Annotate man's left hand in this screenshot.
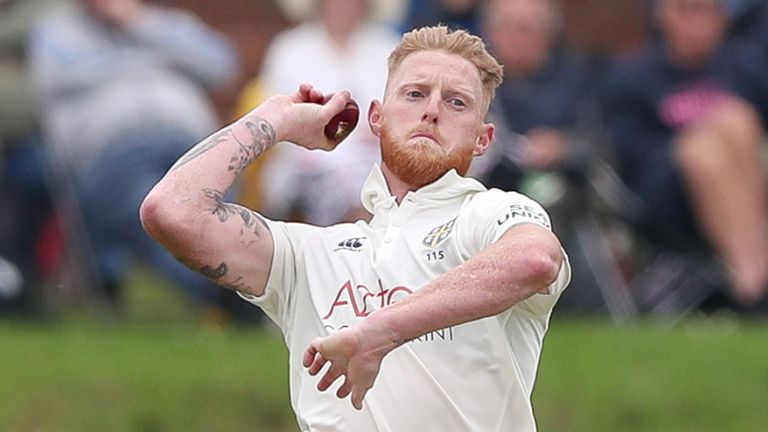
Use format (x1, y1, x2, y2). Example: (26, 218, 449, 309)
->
(303, 325, 390, 410)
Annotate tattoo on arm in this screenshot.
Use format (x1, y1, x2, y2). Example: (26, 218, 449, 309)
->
(165, 118, 275, 293)
(169, 128, 232, 172)
(169, 116, 276, 175)
(202, 188, 270, 237)
(227, 118, 277, 176)
(175, 256, 247, 290)
(201, 263, 228, 279)
(174, 256, 227, 279)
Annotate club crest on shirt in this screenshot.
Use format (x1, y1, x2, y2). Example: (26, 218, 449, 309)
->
(422, 217, 456, 248)
(334, 237, 366, 252)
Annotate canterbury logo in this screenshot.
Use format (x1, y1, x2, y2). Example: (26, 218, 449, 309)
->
(422, 217, 456, 248)
(335, 237, 366, 251)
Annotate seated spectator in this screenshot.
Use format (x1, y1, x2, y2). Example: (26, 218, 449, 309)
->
(28, 0, 250, 317)
(472, 0, 606, 314)
(727, 0, 766, 39)
(724, 1, 768, 127)
(401, 0, 483, 35)
(473, 0, 595, 201)
(257, 0, 400, 225)
(601, 0, 768, 309)
(0, 0, 62, 315)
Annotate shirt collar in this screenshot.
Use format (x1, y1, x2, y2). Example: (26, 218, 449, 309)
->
(361, 164, 487, 213)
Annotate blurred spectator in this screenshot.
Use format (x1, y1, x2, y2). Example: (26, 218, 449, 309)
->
(724, 1, 768, 126)
(727, 0, 766, 38)
(401, 0, 483, 34)
(473, 0, 595, 200)
(0, 0, 62, 315)
(28, 0, 249, 317)
(601, 0, 768, 310)
(0, 0, 52, 150)
(231, 78, 270, 211)
(257, 0, 399, 225)
(472, 0, 608, 314)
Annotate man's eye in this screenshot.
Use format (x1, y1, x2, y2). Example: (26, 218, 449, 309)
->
(450, 98, 466, 107)
(406, 90, 424, 98)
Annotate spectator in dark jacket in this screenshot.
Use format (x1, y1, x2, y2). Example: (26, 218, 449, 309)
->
(601, 0, 767, 306)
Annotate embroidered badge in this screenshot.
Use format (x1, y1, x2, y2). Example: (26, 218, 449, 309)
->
(422, 217, 457, 248)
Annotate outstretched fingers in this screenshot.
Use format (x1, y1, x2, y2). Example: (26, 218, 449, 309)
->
(303, 341, 328, 375)
(351, 386, 368, 411)
(336, 377, 352, 399)
(329, 375, 370, 411)
(304, 340, 353, 398)
(304, 329, 376, 410)
(317, 365, 345, 392)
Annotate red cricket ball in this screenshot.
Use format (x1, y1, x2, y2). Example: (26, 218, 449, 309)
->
(323, 98, 360, 144)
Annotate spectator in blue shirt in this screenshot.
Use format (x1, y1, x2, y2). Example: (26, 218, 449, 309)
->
(29, 0, 248, 315)
(601, 0, 767, 306)
(472, 0, 596, 201)
(402, 0, 483, 35)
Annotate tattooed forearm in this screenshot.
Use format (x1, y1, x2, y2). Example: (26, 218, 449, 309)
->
(175, 256, 225, 280)
(201, 262, 228, 279)
(175, 257, 247, 290)
(245, 117, 276, 154)
(228, 134, 255, 176)
(202, 188, 270, 237)
(169, 128, 232, 172)
(227, 117, 277, 176)
(168, 116, 275, 176)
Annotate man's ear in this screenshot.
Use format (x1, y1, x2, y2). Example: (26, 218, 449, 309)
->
(473, 123, 495, 156)
(368, 100, 382, 137)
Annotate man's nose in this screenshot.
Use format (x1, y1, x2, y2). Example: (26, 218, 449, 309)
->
(421, 94, 440, 124)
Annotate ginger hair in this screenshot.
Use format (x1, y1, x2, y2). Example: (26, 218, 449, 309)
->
(386, 25, 504, 113)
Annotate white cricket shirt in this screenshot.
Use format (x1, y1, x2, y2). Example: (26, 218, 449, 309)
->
(240, 165, 571, 432)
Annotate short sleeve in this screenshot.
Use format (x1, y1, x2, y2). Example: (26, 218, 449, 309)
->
(456, 189, 571, 316)
(238, 219, 315, 331)
(517, 249, 572, 316)
(456, 189, 553, 258)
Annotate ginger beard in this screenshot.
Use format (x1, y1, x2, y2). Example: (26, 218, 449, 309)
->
(380, 125, 475, 188)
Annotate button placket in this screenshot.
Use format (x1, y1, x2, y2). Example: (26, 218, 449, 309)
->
(382, 198, 412, 245)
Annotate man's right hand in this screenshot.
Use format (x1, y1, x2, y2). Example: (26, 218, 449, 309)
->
(255, 83, 355, 151)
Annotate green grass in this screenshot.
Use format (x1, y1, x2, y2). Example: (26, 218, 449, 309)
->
(2, 271, 767, 431)
(0, 321, 294, 432)
(535, 316, 768, 431)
